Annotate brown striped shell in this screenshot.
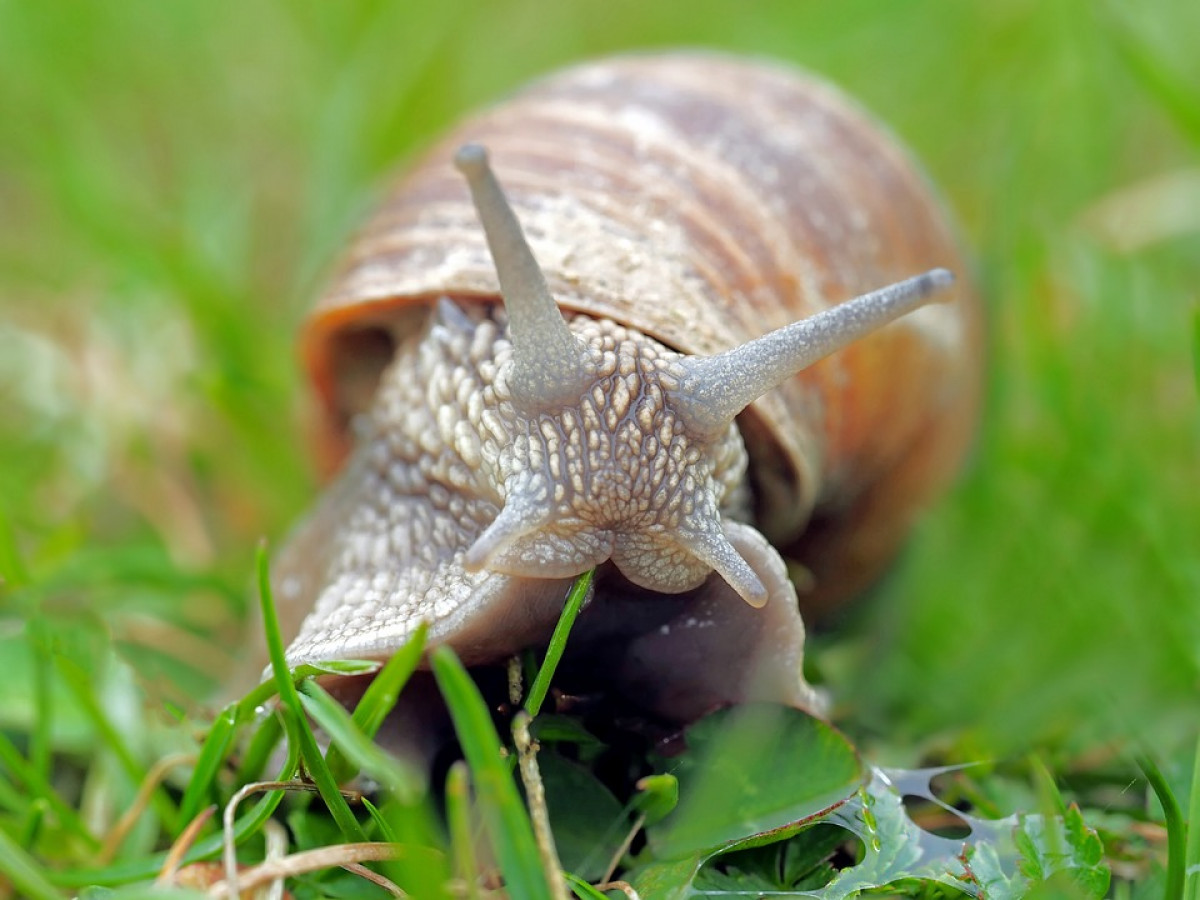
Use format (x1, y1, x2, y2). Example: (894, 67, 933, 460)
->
(272, 52, 981, 725)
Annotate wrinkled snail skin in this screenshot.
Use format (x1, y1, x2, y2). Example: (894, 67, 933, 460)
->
(268, 52, 982, 725)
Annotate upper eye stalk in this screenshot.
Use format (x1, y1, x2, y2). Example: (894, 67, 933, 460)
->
(454, 141, 955, 441)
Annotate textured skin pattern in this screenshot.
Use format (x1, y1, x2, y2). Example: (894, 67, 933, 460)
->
(269, 53, 981, 723)
(279, 301, 797, 680)
(300, 53, 980, 624)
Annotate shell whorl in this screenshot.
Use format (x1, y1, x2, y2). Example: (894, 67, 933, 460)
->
(274, 53, 981, 719)
(446, 143, 955, 608)
(304, 54, 978, 565)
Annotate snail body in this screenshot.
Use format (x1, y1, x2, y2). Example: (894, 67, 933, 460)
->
(270, 53, 981, 723)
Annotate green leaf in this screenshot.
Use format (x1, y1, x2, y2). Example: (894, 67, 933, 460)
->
(690, 825, 846, 894)
(1010, 808, 1110, 899)
(538, 751, 628, 881)
(431, 645, 554, 900)
(633, 774, 679, 827)
(630, 855, 706, 900)
(633, 761, 1113, 900)
(647, 705, 863, 861)
(817, 772, 950, 898)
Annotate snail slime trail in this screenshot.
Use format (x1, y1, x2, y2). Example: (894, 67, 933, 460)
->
(262, 52, 981, 748)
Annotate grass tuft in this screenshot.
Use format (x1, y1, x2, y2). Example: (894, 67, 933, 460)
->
(255, 543, 366, 842)
(0, 2, 1196, 895)
(432, 645, 557, 900)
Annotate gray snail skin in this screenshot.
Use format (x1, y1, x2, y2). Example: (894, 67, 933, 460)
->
(266, 53, 982, 728)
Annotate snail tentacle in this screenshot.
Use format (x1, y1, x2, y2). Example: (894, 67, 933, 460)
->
(454, 143, 591, 414)
(674, 523, 769, 608)
(670, 269, 956, 439)
(269, 56, 981, 732)
(462, 484, 556, 572)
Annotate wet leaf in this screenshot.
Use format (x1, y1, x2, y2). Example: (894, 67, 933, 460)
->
(647, 705, 863, 861)
(538, 751, 628, 882)
(634, 774, 679, 827)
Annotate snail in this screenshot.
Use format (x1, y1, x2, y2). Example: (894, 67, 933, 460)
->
(266, 52, 981, 732)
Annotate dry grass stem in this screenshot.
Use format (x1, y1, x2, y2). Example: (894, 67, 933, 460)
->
(99, 752, 196, 863)
(208, 842, 407, 896)
(341, 861, 408, 897)
(507, 655, 523, 706)
(594, 880, 641, 899)
(601, 813, 645, 885)
(158, 804, 217, 884)
(222, 780, 322, 897)
(512, 713, 569, 900)
(263, 819, 289, 900)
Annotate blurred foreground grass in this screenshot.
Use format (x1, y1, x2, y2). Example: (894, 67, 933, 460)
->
(0, 0, 1197, 894)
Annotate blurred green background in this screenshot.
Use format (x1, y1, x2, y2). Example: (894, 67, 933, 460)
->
(0, 0, 1196, 764)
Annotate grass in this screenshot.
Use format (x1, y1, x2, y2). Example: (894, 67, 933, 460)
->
(0, 0, 1197, 897)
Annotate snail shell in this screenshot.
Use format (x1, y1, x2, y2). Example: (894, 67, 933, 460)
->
(269, 52, 981, 724)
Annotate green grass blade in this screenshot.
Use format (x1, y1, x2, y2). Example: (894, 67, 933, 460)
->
(1104, 4, 1200, 148)
(325, 620, 427, 782)
(298, 680, 423, 803)
(564, 872, 612, 899)
(255, 543, 366, 842)
(446, 761, 481, 900)
(305, 691, 456, 900)
(51, 731, 300, 888)
(1191, 308, 1199, 400)
(526, 570, 593, 717)
(233, 659, 381, 718)
(0, 729, 100, 849)
(177, 702, 239, 827)
(1184, 734, 1200, 900)
(432, 645, 554, 900)
(51, 786, 291, 888)
(361, 796, 397, 842)
(351, 620, 426, 737)
(0, 506, 30, 587)
(234, 708, 285, 783)
(302, 682, 453, 894)
(28, 616, 53, 785)
(19, 797, 48, 856)
(1138, 754, 1185, 900)
(0, 770, 29, 814)
(54, 652, 179, 834)
(0, 827, 64, 900)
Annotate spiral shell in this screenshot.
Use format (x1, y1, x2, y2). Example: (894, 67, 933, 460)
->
(270, 52, 981, 723)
